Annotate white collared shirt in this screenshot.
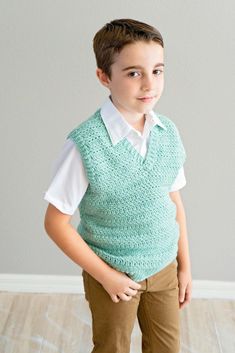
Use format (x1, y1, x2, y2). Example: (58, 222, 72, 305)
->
(44, 96, 186, 215)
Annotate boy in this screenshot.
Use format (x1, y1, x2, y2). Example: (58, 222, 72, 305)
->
(44, 18, 192, 353)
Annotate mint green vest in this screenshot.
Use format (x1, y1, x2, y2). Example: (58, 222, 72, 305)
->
(67, 109, 186, 281)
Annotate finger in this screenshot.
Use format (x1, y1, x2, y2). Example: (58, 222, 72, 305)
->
(179, 286, 186, 304)
(125, 288, 138, 296)
(111, 294, 120, 303)
(179, 292, 191, 309)
(180, 285, 192, 307)
(118, 293, 132, 301)
(179, 298, 189, 310)
(185, 289, 192, 303)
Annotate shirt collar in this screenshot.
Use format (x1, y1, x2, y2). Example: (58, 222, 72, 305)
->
(100, 95, 167, 146)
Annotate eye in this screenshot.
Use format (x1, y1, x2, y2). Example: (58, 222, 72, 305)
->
(153, 69, 163, 75)
(127, 71, 140, 77)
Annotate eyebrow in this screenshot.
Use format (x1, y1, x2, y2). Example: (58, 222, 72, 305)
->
(121, 63, 164, 71)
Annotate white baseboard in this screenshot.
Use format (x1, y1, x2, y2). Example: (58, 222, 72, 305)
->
(0, 274, 234, 299)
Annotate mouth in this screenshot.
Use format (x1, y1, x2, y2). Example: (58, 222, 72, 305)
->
(137, 96, 156, 103)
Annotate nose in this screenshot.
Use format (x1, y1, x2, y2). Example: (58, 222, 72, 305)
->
(141, 74, 154, 91)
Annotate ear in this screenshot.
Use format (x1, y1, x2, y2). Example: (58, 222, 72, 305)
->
(96, 68, 111, 88)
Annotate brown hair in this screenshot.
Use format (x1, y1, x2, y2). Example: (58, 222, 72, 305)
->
(93, 18, 164, 80)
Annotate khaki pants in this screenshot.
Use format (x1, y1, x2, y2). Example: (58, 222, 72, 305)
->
(82, 259, 180, 353)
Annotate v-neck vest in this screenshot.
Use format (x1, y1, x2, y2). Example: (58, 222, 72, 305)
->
(67, 109, 186, 281)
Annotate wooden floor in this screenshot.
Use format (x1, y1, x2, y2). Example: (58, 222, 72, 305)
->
(0, 292, 234, 353)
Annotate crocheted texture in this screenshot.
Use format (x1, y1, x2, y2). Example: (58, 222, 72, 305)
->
(67, 109, 186, 281)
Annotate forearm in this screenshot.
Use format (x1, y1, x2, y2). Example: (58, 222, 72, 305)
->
(45, 222, 115, 283)
(169, 191, 191, 271)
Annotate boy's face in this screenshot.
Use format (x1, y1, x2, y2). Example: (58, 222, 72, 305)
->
(96, 40, 164, 123)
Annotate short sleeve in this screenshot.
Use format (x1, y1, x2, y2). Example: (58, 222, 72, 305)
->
(158, 115, 187, 191)
(169, 166, 186, 191)
(43, 138, 89, 215)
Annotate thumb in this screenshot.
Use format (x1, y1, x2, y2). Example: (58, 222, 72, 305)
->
(179, 284, 185, 303)
(125, 273, 141, 289)
(132, 281, 142, 290)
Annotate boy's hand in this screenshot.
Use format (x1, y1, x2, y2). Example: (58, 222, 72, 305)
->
(177, 268, 192, 309)
(100, 268, 142, 303)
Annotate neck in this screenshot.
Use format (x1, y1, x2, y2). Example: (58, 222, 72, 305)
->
(129, 115, 146, 133)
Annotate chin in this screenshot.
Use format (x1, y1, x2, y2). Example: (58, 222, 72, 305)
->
(144, 105, 156, 112)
